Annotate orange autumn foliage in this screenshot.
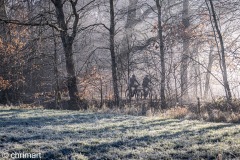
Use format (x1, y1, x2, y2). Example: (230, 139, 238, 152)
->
(0, 76, 11, 90)
(0, 24, 30, 90)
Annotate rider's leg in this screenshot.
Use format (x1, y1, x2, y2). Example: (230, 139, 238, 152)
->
(130, 87, 134, 97)
(143, 86, 148, 99)
(134, 86, 138, 94)
(135, 86, 138, 99)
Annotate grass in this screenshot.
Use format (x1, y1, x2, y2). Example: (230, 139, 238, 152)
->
(0, 106, 240, 160)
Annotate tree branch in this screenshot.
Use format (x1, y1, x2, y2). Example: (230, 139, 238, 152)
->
(132, 36, 158, 52)
(0, 18, 64, 31)
(77, 0, 96, 12)
(69, 0, 79, 41)
(78, 23, 110, 32)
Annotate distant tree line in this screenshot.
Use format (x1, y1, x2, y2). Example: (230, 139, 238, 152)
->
(0, 0, 240, 110)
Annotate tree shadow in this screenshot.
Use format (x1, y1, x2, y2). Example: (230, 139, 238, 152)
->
(0, 109, 26, 117)
(1, 109, 239, 159)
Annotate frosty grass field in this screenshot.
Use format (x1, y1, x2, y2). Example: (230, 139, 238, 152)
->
(0, 107, 240, 159)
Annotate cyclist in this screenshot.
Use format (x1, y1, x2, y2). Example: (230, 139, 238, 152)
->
(142, 75, 151, 99)
(128, 74, 140, 97)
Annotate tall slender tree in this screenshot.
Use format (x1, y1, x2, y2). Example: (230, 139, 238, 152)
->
(124, 0, 138, 80)
(180, 0, 190, 103)
(109, 0, 120, 106)
(206, 0, 232, 101)
(0, 0, 7, 37)
(0, 0, 8, 103)
(204, 45, 214, 99)
(155, 0, 166, 109)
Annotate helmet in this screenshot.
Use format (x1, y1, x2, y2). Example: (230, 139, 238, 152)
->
(132, 74, 135, 77)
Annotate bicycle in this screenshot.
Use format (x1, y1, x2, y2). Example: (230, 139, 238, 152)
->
(142, 85, 156, 100)
(125, 85, 141, 100)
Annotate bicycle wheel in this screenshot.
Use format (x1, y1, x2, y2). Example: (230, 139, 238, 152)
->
(149, 88, 156, 100)
(143, 87, 149, 99)
(135, 89, 141, 100)
(125, 89, 131, 100)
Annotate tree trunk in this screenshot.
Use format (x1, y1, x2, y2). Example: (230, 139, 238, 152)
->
(180, 0, 190, 103)
(64, 45, 80, 109)
(52, 0, 80, 110)
(192, 44, 202, 99)
(156, 0, 166, 109)
(119, 0, 138, 89)
(204, 45, 214, 99)
(125, 0, 138, 78)
(208, 0, 232, 101)
(197, 52, 203, 99)
(109, 0, 120, 106)
(0, 0, 7, 36)
(126, 0, 138, 28)
(0, 0, 8, 104)
(100, 77, 103, 107)
(53, 29, 61, 109)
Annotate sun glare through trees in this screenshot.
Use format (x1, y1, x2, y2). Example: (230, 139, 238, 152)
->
(0, 0, 240, 159)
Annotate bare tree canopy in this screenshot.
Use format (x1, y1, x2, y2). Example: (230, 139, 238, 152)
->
(0, 0, 240, 109)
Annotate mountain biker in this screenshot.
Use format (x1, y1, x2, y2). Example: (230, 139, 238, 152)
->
(142, 75, 151, 98)
(128, 74, 140, 97)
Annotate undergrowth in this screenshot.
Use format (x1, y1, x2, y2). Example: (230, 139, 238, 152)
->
(0, 107, 239, 160)
(1, 97, 240, 123)
(86, 98, 240, 123)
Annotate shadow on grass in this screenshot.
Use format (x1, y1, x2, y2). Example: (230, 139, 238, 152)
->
(0, 109, 27, 117)
(81, 123, 237, 159)
(77, 119, 179, 136)
(1, 109, 239, 159)
(0, 110, 111, 127)
(199, 124, 235, 131)
(43, 121, 236, 159)
(41, 124, 239, 160)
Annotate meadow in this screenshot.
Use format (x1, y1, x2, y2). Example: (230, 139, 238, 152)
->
(0, 107, 240, 160)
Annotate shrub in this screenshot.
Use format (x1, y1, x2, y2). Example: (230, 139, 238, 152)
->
(164, 106, 189, 119)
(200, 98, 240, 123)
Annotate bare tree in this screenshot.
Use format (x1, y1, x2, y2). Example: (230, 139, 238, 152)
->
(180, 0, 190, 103)
(109, 0, 120, 106)
(204, 45, 214, 99)
(205, 0, 232, 101)
(155, 0, 166, 109)
(52, 29, 61, 109)
(0, 0, 8, 103)
(50, 0, 97, 109)
(0, 0, 7, 37)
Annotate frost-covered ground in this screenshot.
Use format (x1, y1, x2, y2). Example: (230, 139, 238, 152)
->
(0, 108, 240, 160)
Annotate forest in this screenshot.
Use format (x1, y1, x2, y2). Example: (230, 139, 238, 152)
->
(0, 0, 240, 159)
(0, 0, 240, 110)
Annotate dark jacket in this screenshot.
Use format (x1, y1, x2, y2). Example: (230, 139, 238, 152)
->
(129, 76, 139, 87)
(142, 76, 151, 88)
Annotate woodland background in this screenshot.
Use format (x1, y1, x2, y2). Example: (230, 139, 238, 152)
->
(1, 1, 240, 159)
(0, 0, 240, 117)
